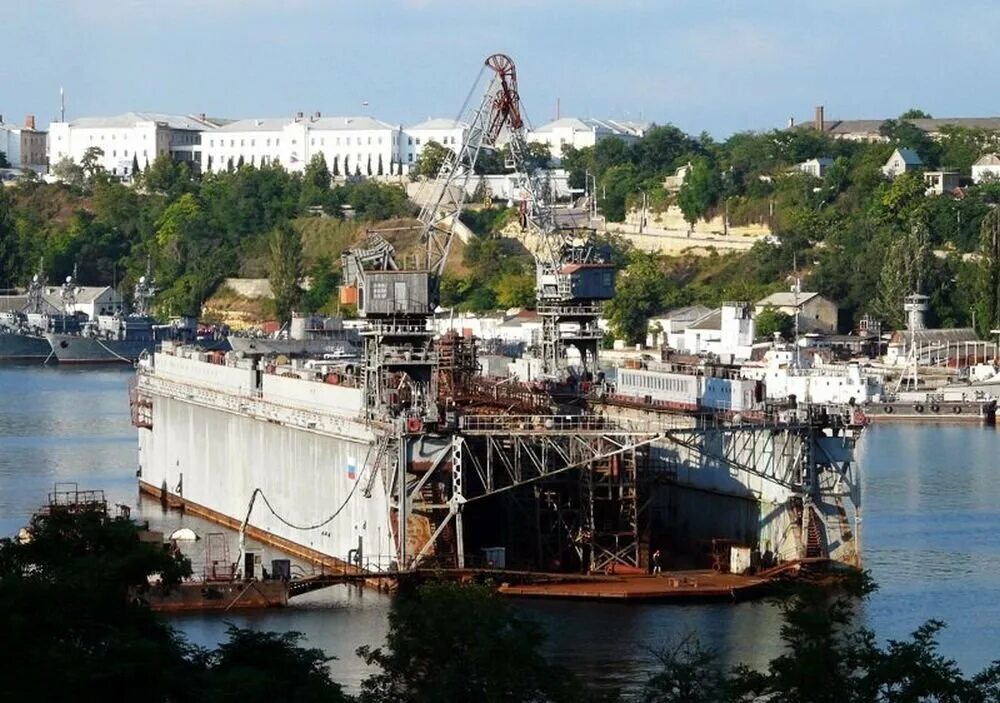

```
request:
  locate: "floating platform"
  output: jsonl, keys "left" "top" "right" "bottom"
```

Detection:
{"left": 143, "top": 579, "right": 289, "bottom": 612}
{"left": 497, "top": 570, "right": 771, "bottom": 602}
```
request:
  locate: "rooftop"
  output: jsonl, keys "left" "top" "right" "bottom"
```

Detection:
{"left": 975, "top": 153, "right": 1000, "bottom": 166}
{"left": 407, "top": 118, "right": 468, "bottom": 131}
{"left": 756, "top": 291, "right": 823, "bottom": 308}
{"left": 530, "top": 117, "right": 648, "bottom": 136}
{"left": 797, "top": 116, "right": 1000, "bottom": 136}
{"left": 59, "top": 112, "right": 221, "bottom": 131}
{"left": 687, "top": 309, "right": 723, "bottom": 331}
{"left": 892, "top": 147, "right": 923, "bottom": 165}
{"left": 216, "top": 116, "right": 396, "bottom": 133}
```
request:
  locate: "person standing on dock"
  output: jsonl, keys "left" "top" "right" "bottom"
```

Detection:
{"left": 652, "top": 549, "right": 662, "bottom": 576}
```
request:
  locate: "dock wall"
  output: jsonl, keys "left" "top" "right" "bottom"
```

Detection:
{"left": 138, "top": 394, "right": 393, "bottom": 566}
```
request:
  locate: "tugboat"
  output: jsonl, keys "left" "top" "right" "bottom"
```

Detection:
{"left": 44, "top": 272, "right": 161, "bottom": 364}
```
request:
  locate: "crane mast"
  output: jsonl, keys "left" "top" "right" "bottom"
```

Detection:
{"left": 341, "top": 53, "right": 538, "bottom": 423}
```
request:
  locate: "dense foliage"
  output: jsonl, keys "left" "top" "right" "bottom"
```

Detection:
{"left": 559, "top": 111, "right": 1000, "bottom": 338}
{"left": 6, "top": 508, "right": 1000, "bottom": 702}
{"left": 0, "top": 155, "right": 414, "bottom": 319}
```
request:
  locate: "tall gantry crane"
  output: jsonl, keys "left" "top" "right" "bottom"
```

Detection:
{"left": 342, "top": 53, "right": 615, "bottom": 425}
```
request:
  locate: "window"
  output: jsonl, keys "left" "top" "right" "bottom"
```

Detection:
{"left": 408, "top": 153, "right": 413, "bottom": 162}
{"left": 209, "top": 139, "right": 214, "bottom": 147}
{"left": 372, "top": 282, "right": 388, "bottom": 299}
{"left": 336, "top": 137, "right": 340, "bottom": 145}
{"left": 251, "top": 139, "right": 255, "bottom": 147}
{"left": 112, "top": 150, "right": 117, "bottom": 157}
{"left": 240, "top": 139, "right": 244, "bottom": 146}
{"left": 321, "top": 138, "right": 324, "bottom": 145}
{"left": 367, "top": 137, "right": 371, "bottom": 145}
{"left": 415, "top": 138, "right": 421, "bottom": 146}
{"left": 408, "top": 136, "right": 413, "bottom": 145}
{"left": 124, "top": 149, "right": 128, "bottom": 156}
{"left": 378, "top": 136, "right": 382, "bottom": 145}
{"left": 276, "top": 138, "right": 280, "bottom": 146}
{"left": 266, "top": 138, "right": 271, "bottom": 146}
{"left": 311, "top": 139, "right": 315, "bottom": 146}
{"left": 230, "top": 139, "right": 234, "bottom": 147}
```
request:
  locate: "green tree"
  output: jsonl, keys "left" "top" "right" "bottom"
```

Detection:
{"left": 494, "top": 271, "right": 536, "bottom": 309}
{"left": 200, "top": 626, "right": 350, "bottom": 703}
{"left": 874, "top": 219, "right": 933, "bottom": 329}
{"left": 0, "top": 150, "right": 10, "bottom": 168}
{"left": 268, "top": 221, "right": 303, "bottom": 322}
{"left": 755, "top": 305, "right": 795, "bottom": 340}
{"left": 358, "top": 581, "right": 584, "bottom": 703}
{"left": 80, "top": 146, "right": 105, "bottom": 179}
{"left": 599, "top": 162, "right": 641, "bottom": 222}
{"left": 976, "top": 206, "right": 1000, "bottom": 336}
{"left": 0, "top": 187, "right": 21, "bottom": 287}
{"left": 416, "top": 140, "right": 450, "bottom": 178}
{"left": 300, "top": 153, "right": 332, "bottom": 209}
{"left": 900, "top": 107, "right": 933, "bottom": 119}
{"left": 677, "top": 157, "right": 722, "bottom": 226}
{"left": 52, "top": 156, "right": 86, "bottom": 189}
{"left": 606, "top": 251, "right": 680, "bottom": 343}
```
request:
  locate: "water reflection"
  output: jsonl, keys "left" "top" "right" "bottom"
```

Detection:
{"left": 4, "top": 368, "right": 1000, "bottom": 688}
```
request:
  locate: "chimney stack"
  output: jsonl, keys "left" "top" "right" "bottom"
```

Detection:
{"left": 814, "top": 105, "right": 825, "bottom": 132}
{"left": 199, "top": 112, "right": 206, "bottom": 121}
{"left": 788, "top": 116, "right": 795, "bottom": 128}
{"left": 314, "top": 111, "right": 321, "bottom": 119}
{"left": 295, "top": 111, "right": 304, "bottom": 121}
{"left": 25, "top": 115, "right": 35, "bottom": 130}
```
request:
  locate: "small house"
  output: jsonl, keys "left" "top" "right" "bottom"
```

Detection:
{"left": 972, "top": 153, "right": 1000, "bottom": 184}
{"left": 924, "top": 170, "right": 961, "bottom": 195}
{"left": 881, "top": 148, "right": 923, "bottom": 179}
{"left": 754, "top": 291, "right": 838, "bottom": 334}
{"left": 797, "top": 157, "right": 835, "bottom": 178}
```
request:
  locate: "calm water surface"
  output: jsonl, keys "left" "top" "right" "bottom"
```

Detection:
{"left": 3, "top": 364, "right": 1000, "bottom": 691}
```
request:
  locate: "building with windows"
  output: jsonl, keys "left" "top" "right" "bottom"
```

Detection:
{"left": 202, "top": 113, "right": 402, "bottom": 176}
{"left": 0, "top": 114, "right": 47, "bottom": 174}
{"left": 47, "top": 112, "right": 221, "bottom": 178}
{"left": 972, "top": 153, "right": 1000, "bottom": 183}
{"left": 401, "top": 118, "right": 467, "bottom": 168}
{"left": 526, "top": 118, "right": 648, "bottom": 161}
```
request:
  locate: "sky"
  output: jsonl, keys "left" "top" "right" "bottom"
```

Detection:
{"left": 4, "top": 1, "right": 1000, "bottom": 137}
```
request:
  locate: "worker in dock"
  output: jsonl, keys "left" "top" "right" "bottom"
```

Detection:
{"left": 652, "top": 549, "right": 663, "bottom": 576}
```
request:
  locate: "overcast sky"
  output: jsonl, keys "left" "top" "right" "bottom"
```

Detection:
{"left": 4, "top": 1, "right": 999, "bottom": 136}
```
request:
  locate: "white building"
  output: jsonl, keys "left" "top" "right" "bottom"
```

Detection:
{"left": 48, "top": 112, "right": 220, "bottom": 178}
{"left": 646, "top": 304, "right": 711, "bottom": 348}
{"left": 678, "top": 302, "right": 755, "bottom": 361}
{"left": 797, "top": 157, "right": 834, "bottom": 178}
{"left": 401, "top": 119, "right": 467, "bottom": 168}
{"left": 527, "top": 118, "right": 647, "bottom": 161}
{"left": 202, "top": 114, "right": 402, "bottom": 176}
{"left": 0, "top": 114, "right": 47, "bottom": 174}
{"left": 881, "top": 147, "right": 923, "bottom": 179}
{"left": 972, "top": 153, "right": 1000, "bottom": 183}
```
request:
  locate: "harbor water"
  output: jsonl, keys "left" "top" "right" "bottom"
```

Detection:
{"left": 3, "top": 364, "right": 1000, "bottom": 691}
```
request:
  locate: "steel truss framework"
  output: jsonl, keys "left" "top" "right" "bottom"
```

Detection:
{"left": 660, "top": 416, "right": 862, "bottom": 565}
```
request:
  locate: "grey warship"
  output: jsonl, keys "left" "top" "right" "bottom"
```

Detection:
{"left": 0, "top": 274, "right": 78, "bottom": 362}
{"left": 44, "top": 273, "right": 160, "bottom": 364}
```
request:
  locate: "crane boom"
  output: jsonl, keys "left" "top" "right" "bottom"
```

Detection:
{"left": 419, "top": 54, "right": 531, "bottom": 285}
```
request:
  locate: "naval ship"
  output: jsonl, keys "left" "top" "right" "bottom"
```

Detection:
{"left": 226, "top": 313, "right": 360, "bottom": 358}
{"left": 0, "top": 274, "right": 79, "bottom": 362}
{"left": 43, "top": 274, "right": 158, "bottom": 364}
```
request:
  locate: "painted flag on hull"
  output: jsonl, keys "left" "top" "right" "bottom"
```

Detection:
{"left": 347, "top": 458, "right": 357, "bottom": 480}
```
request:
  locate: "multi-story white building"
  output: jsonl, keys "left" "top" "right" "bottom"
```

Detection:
{"left": 527, "top": 117, "right": 648, "bottom": 161}
{"left": 400, "top": 118, "right": 467, "bottom": 168}
{"left": 47, "top": 112, "right": 220, "bottom": 178}
{"left": 202, "top": 114, "right": 403, "bottom": 176}
{"left": 0, "top": 114, "right": 47, "bottom": 174}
